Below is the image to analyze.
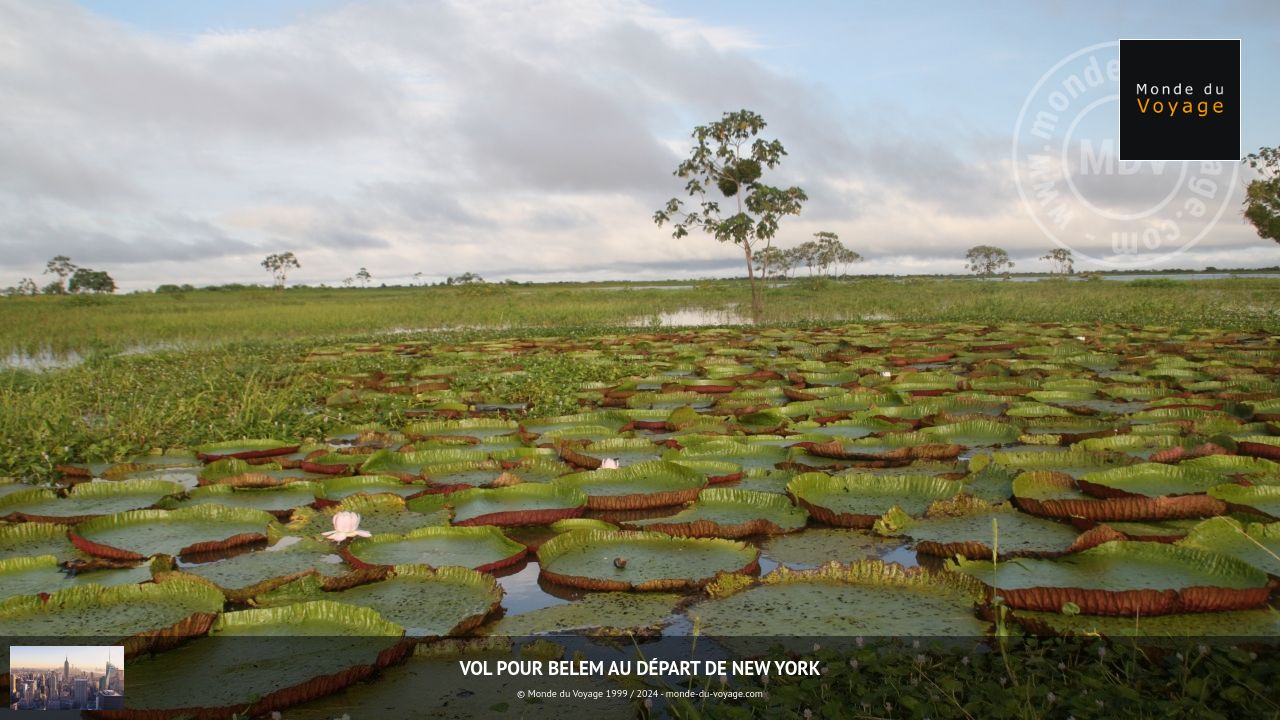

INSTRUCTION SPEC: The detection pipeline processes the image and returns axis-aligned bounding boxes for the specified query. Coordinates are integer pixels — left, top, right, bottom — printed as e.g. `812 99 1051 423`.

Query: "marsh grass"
2 278 1277 358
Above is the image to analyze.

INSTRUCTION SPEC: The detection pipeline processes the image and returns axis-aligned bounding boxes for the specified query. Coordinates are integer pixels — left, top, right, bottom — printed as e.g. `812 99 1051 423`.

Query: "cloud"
0 0 1273 292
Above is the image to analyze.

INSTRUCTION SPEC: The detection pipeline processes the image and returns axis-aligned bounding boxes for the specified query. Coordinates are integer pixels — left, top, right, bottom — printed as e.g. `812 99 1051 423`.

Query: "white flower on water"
323 511 372 542
600 458 620 469
1076 336 1087 341
880 370 892 377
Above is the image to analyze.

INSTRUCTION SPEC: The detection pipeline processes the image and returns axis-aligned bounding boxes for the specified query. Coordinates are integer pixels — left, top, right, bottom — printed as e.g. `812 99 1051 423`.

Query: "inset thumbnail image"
8 646 124 711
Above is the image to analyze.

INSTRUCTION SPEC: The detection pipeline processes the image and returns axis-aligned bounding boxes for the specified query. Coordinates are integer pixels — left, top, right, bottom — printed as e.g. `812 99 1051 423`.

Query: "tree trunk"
743 244 762 323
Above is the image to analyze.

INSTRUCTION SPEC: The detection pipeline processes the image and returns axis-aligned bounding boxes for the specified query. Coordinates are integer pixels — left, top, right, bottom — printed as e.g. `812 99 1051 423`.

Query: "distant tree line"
2 255 116 297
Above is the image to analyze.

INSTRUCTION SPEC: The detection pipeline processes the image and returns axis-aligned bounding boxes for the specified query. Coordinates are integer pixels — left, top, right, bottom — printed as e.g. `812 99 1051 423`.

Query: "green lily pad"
1079 463 1223 497
408 483 587 527
620 488 808 537
123 600 403 713
488 592 683 636
172 481 324 514
322 475 429 500
0 575 224 638
1177 517 1280 576
255 564 501 637
0 522 76 562
882 503 1084 559
72 505 279 560
194 439 301 461
553 460 707 510
291 494 450 538
0 555 152 602
1014 606 1280 638
1209 484 1280 519
761 529 901 569
170 536 349 600
950 540 1271 615
345 526 526 573
918 420 1020 446
0 479 184 521
688 561 987 637
537 529 758 591
786 472 961 528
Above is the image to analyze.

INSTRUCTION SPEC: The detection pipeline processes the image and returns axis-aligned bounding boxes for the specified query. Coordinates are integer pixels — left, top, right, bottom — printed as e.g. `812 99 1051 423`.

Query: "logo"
1012 41 1239 267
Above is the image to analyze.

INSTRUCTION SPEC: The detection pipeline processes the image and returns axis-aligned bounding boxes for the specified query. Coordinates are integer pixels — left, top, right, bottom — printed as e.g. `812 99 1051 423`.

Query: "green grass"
2 277 1278 358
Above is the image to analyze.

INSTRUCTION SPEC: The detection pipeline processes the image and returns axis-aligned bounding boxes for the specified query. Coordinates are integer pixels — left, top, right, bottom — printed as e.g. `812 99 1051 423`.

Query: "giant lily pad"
71 505 279 561
255 565 501 637
488 592 683 636
0 576 224 650
537 530 759 591
162 536 350 601
291 494 450 538
553 460 707 510
917 420 1020 446
194 439 301 461
122 600 405 715
0 522 76 562
1209 483 1280 519
761 529 901 569
1078 463 1223 498
949 540 1272 615
408 483 587 526
688 561 987 637
0 554 151 602
786 472 961 528
620 488 808 538
322 474 429 500
1013 606 1280 638
880 501 1089 559
344 526 526 573
1013 470 1226 521
1177 517 1280 576
170 481 324 516
0 479 184 523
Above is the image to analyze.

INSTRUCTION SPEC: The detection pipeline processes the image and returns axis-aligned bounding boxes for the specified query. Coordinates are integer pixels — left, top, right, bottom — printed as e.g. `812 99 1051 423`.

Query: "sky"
1 0 1278 291
10 645 124 672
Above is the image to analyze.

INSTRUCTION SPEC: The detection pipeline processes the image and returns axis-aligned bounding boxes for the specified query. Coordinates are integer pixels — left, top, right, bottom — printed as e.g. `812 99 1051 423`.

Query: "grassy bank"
1 277 1278 358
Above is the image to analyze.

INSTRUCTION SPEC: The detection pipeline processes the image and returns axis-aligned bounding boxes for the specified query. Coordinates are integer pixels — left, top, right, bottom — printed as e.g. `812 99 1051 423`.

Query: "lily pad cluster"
4 322 1278 713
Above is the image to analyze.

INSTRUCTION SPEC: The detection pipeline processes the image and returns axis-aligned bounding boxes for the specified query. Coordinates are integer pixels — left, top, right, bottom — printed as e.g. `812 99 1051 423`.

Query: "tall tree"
654 110 807 322
68 268 116 294
1039 248 1074 274
261 252 300 290
355 267 372 287
752 246 787 279
43 255 77 295
965 245 1014 277
1243 147 1280 244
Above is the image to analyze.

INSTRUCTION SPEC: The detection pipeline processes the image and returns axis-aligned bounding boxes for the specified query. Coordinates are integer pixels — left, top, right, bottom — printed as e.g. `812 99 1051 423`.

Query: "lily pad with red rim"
253 564 501 637
552 460 707 510
343 526 526 573
536 529 759 591
949 540 1272 615
619 488 808 538
786 472 962 528
194 439 301 462
407 483 587 527
71 505 280 561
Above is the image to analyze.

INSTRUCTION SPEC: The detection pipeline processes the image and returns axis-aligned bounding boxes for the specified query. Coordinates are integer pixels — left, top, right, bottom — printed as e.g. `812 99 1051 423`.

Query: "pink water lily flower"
322 511 372 542
600 458 620 469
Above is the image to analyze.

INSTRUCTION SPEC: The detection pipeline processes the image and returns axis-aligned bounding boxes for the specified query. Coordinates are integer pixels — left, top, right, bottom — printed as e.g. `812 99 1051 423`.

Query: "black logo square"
1119 39 1240 161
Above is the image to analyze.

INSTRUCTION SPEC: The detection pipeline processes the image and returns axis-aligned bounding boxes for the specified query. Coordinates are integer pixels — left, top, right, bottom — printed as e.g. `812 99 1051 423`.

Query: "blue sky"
2 1 1277 290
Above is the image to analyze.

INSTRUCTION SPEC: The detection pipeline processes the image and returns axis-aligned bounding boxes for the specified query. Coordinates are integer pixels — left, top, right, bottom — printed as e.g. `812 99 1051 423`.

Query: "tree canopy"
965 245 1014 277
654 109 807 321
1243 147 1280 244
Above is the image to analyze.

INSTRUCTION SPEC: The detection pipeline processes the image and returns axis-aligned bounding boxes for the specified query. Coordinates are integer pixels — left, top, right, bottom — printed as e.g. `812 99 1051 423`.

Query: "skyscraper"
63 656 69 685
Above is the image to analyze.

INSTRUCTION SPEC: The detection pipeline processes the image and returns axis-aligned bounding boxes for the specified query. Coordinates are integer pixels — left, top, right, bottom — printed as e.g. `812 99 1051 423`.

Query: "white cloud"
0 0 1271 292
